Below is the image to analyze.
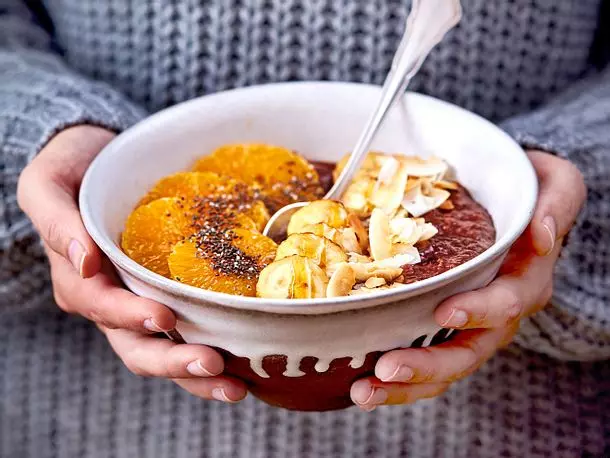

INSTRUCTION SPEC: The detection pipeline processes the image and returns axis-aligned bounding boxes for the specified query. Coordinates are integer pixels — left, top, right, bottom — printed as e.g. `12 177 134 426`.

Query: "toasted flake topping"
257 152 459 299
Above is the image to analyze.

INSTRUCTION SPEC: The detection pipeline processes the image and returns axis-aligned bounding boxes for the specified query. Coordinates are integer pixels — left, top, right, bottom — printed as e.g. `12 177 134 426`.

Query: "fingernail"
187 360 218 377
212 387 240 403
353 384 388 406
378 364 414 382
541 216 557 255
143 318 165 332
442 309 469 328
68 239 86 278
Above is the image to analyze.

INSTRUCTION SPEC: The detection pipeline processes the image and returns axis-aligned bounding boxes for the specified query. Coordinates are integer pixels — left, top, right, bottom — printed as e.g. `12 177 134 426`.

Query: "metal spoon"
263 0 462 241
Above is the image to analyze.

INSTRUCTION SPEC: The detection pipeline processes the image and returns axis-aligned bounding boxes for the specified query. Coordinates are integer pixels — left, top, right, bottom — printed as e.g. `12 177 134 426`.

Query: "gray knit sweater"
1 1 609 457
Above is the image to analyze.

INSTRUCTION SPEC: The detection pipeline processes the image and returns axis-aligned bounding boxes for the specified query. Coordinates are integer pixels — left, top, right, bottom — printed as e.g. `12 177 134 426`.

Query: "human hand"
351 151 586 411
18 126 247 403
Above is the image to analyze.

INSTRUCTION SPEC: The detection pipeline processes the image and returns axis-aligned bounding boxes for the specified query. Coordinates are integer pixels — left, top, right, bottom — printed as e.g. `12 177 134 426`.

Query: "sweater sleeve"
500 65 610 361
0 1 146 315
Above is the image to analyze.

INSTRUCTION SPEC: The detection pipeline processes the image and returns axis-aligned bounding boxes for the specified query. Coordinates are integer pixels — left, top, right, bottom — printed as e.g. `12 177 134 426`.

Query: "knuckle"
416 348 437 382
463 338 485 364
502 288 522 322
44 220 64 251
473 299 491 325
164 347 185 378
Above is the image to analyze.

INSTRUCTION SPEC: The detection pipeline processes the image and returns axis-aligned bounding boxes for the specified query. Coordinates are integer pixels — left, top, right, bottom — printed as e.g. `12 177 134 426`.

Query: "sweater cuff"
0 53 146 160
499 109 591 160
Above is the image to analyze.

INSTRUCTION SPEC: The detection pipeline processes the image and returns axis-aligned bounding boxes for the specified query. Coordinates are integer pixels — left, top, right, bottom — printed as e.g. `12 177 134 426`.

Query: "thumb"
527 151 587 256
17 126 115 278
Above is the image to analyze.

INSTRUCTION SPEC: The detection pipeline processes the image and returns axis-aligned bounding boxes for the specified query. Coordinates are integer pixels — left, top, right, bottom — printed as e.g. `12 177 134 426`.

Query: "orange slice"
192 143 324 212
121 198 194 277
168 228 277 296
138 171 270 231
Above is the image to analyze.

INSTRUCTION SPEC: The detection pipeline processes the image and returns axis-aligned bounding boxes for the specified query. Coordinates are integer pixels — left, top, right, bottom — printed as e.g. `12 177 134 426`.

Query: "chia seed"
187 189 262 278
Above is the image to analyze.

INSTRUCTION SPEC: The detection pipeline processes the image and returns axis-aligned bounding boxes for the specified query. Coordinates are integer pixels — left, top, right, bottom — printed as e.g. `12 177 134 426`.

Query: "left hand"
350 151 587 411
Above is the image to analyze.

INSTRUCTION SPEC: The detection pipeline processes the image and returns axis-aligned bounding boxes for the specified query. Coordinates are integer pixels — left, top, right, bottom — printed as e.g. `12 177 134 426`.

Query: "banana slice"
342 179 374 217
256 255 328 299
298 223 363 255
287 200 349 235
275 233 347 272
327 264 356 298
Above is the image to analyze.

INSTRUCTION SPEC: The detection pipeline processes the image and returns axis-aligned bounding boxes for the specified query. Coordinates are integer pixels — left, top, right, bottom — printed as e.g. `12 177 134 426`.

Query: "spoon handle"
325 0 462 200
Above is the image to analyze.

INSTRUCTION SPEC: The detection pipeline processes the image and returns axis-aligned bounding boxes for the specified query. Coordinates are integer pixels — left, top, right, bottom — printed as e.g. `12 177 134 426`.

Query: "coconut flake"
370 161 410 214
401 156 449 180
401 183 451 217
377 156 400 184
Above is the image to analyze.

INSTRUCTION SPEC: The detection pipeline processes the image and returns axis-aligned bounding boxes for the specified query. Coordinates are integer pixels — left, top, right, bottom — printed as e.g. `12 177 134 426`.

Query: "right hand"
18 125 247 403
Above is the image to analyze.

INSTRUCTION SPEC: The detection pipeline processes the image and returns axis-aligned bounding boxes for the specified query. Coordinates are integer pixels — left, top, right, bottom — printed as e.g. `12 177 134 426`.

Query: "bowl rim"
80 81 538 315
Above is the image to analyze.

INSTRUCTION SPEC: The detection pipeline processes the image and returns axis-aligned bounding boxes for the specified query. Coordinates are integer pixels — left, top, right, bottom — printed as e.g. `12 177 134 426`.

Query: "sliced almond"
327 264 356 298
365 277 387 288
369 208 393 261
348 252 371 263
439 199 455 210
348 260 403 283
434 180 459 190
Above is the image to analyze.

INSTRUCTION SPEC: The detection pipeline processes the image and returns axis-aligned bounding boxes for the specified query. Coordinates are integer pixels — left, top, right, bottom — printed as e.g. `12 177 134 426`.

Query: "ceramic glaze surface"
117 254 503 378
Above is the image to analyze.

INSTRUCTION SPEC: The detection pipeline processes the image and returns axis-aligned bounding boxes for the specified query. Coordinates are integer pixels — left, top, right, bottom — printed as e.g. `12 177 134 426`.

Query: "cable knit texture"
1 0 609 457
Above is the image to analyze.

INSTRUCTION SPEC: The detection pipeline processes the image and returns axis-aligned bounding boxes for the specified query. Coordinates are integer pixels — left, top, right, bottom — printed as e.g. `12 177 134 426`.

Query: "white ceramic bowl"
80 81 537 411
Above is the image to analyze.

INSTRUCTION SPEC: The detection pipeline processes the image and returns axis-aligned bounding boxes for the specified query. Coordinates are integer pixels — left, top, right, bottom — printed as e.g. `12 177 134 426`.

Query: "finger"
102 326 225 379
434 241 560 329
17 128 115 278
18 166 102 277
351 378 450 411
173 378 248 403
374 328 508 384
49 250 176 332
527 151 586 256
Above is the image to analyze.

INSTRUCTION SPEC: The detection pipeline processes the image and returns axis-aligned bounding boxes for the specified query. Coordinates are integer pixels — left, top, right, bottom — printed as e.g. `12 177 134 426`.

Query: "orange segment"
121 198 194 277
192 143 324 212
138 172 233 206
168 228 277 297
138 171 270 231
